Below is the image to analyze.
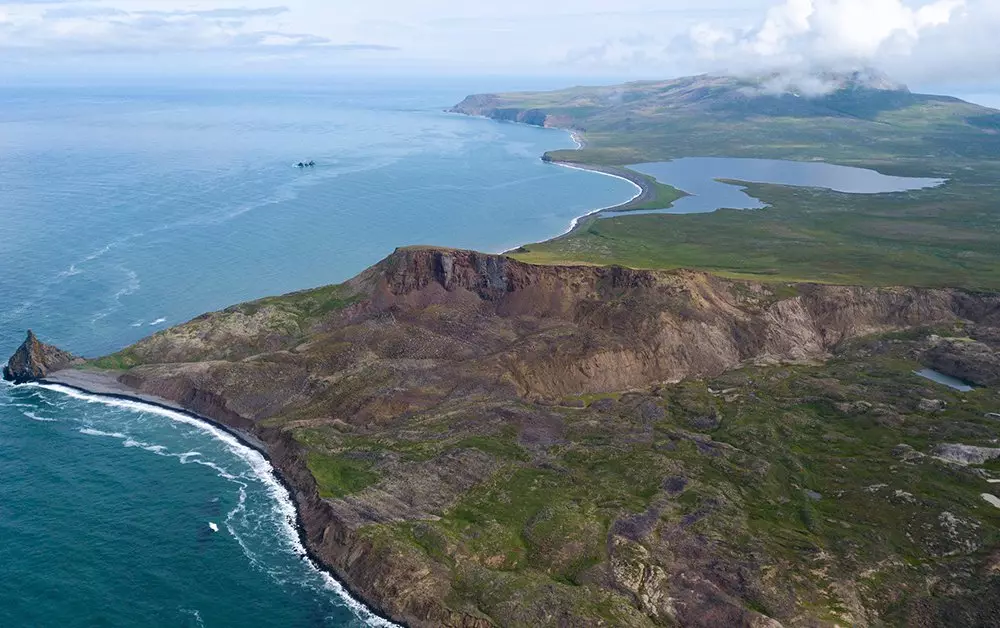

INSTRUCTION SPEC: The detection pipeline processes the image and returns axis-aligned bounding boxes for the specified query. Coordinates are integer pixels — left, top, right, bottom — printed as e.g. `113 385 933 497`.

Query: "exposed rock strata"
9 248 1000 627
2 330 82 383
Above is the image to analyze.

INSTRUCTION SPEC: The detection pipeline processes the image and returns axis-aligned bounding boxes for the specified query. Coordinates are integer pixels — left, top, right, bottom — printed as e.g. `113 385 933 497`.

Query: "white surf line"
553 162 644 234
26 382 400 628
550 128 647 236
498 163 644 255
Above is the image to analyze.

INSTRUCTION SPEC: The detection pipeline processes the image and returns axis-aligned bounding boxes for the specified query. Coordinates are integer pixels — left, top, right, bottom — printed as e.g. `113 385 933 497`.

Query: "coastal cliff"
8 248 1000 627
449 95 556 128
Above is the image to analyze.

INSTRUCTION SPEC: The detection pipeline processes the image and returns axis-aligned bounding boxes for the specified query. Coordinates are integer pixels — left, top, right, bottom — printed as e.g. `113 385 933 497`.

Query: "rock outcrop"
2 330 82 384
8 248 1000 627
932 443 1000 466
925 338 1000 387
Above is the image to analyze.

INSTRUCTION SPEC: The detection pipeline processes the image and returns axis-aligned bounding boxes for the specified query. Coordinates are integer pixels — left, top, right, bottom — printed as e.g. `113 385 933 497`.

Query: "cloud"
551 0 998 88
0 0 996 84
685 0 994 83
0 1 395 57
134 7 289 19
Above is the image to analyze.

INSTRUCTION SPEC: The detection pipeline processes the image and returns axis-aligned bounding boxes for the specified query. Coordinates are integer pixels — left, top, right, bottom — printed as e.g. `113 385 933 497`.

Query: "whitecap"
130 320 144 327
550 162 643 236
149 318 167 326
177 451 202 463
23 410 57 422
179 608 205 628
79 427 127 439
29 382 399 627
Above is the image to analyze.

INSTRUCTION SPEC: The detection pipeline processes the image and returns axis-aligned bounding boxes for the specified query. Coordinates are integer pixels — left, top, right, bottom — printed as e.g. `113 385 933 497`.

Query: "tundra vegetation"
451 74 1000 290
13 73 1000 626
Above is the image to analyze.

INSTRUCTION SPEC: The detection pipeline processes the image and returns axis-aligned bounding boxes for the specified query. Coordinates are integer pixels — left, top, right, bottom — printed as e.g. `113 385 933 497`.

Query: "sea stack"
2 330 82 384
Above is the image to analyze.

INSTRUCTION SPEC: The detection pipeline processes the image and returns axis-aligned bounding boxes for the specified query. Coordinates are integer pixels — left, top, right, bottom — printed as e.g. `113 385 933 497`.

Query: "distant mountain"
453 70 940 124
450 70 1000 165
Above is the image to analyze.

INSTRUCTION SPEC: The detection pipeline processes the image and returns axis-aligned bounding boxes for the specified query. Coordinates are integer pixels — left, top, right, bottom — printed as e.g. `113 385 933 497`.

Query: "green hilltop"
451 71 1000 289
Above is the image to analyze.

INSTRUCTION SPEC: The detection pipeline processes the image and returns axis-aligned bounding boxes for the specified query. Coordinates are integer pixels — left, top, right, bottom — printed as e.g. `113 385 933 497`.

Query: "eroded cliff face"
2 330 82 383
13 248 1000 627
113 247 992 404
449 96 566 129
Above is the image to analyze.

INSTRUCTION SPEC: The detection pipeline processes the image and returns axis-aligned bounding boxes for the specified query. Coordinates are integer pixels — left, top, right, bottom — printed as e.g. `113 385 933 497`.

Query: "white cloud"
685 0 999 86
0 1 393 55
0 0 996 87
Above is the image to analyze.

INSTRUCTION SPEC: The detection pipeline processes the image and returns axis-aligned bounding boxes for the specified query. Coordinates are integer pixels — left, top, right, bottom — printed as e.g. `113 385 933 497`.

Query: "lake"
914 368 975 392
618 157 946 215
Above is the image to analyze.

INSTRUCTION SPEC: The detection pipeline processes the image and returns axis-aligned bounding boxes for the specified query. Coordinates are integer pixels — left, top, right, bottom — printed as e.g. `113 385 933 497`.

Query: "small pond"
914 368 975 392
614 157 946 215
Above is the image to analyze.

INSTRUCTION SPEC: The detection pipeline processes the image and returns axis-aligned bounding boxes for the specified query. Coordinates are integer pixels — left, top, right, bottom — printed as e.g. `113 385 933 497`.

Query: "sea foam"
30 382 399 628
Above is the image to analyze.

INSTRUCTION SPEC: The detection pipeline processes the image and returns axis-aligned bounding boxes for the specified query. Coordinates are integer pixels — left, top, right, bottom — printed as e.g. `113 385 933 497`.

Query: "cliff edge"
8 248 1000 627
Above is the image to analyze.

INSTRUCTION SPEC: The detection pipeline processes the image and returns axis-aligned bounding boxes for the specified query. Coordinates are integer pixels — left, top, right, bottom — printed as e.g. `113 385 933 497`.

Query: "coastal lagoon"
0 83 636 627
619 157 946 215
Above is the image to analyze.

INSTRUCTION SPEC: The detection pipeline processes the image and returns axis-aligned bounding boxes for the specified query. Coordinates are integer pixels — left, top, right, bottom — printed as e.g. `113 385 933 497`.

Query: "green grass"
464 80 1000 290
455 435 530 461
306 452 378 499
514 174 1000 289
621 173 688 211
286 327 1000 623
89 348 142 370
232 283 363 322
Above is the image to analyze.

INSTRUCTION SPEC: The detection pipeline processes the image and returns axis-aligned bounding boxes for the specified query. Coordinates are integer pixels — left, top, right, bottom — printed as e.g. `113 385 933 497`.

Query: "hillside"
9 248 1000 626
451 72 1000 290
450 71 1000 165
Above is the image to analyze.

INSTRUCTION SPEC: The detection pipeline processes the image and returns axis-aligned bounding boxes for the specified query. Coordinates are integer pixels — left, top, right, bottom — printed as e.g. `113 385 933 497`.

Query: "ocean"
0 81 636 626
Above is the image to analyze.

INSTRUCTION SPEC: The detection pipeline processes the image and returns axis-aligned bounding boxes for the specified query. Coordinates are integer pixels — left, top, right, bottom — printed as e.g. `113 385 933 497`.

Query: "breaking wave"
30 382 398 628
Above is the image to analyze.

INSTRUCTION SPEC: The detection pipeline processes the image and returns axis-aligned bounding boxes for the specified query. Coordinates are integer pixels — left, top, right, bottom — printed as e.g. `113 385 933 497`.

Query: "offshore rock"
2 330 82 383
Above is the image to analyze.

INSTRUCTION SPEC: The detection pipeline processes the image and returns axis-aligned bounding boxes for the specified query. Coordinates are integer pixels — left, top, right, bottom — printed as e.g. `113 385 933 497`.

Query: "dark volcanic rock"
2 330 82 383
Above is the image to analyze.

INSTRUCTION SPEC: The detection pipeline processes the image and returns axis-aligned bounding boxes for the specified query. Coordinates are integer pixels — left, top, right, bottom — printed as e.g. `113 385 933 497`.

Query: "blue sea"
0 81 636 626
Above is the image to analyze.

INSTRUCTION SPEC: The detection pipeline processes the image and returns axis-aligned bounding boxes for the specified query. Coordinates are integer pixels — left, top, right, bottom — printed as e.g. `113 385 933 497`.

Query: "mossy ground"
289 327 1000 624
87 283 363 369
306 452 378 499
485 83 1000 291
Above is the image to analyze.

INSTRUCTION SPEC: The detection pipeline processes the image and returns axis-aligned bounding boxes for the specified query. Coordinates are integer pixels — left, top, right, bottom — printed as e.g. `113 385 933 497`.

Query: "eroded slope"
20 248 1000 627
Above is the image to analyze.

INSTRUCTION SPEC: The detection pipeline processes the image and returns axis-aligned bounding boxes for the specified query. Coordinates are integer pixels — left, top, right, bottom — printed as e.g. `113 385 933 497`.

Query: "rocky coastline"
26 369 404 627
7 247 1000 626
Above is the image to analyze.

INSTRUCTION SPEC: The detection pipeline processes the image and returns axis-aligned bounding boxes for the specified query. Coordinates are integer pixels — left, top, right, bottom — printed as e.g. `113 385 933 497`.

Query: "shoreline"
28 370 402 628
550 162 644 236
447 112 657 248
548 129 663 236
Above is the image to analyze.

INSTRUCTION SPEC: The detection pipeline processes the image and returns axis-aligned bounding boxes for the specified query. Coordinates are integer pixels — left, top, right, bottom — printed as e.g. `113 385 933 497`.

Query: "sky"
1 0 998 93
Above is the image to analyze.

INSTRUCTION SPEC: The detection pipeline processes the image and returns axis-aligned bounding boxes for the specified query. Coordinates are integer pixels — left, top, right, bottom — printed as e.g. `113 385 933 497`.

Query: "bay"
0 81 636 626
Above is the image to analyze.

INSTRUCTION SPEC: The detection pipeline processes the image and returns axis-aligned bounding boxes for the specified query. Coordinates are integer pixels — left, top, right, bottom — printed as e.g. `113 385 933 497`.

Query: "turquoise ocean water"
0 82 636 626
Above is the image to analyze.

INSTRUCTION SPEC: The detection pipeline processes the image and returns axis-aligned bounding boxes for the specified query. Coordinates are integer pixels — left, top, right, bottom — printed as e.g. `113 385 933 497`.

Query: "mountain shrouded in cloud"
688 0 968 79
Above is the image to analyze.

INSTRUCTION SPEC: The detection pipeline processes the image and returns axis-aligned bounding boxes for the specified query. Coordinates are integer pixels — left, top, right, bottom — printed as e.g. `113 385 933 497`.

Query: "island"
7 71 1000 627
